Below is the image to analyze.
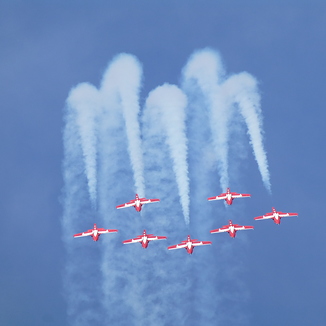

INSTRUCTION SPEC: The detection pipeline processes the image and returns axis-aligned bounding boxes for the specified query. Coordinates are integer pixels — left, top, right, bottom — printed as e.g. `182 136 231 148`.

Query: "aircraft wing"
192 240 212 247
254 212 274 221
167 243 187 250
139 198 160 205
234 225 254 231
231 192 251 198
147 235 167 241
73 230 93 238
97 228 118 234
207 194 226 201
278 212 298 217
116 201 136 209
123 237 143 244
210 226 230 234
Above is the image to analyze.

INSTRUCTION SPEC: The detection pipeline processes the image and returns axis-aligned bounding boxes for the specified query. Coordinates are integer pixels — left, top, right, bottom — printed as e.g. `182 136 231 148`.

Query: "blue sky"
1 1 326 325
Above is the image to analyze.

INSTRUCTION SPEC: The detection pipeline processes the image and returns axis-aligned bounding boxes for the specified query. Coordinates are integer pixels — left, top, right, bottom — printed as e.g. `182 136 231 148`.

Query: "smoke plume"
182 49 231 191
145 83 190 223
100 54 145 196
182 48 271 192
66 83 100 207
62 48 271 326
222 72 271 192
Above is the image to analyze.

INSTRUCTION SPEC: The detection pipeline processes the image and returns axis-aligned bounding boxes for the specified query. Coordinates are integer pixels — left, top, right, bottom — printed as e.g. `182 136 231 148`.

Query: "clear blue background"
0 1 325 325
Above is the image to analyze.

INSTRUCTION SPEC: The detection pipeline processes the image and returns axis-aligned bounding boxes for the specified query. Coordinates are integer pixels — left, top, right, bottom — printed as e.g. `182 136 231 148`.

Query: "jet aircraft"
167 235 212 254
254 207 298 225
73 223 118 241
210 220 254 238
208 187 251 205
122 230 167 248
116 194 160 212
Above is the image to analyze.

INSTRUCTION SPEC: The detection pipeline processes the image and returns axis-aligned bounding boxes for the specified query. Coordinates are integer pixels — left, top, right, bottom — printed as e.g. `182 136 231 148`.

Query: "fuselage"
273 213 281 224
141 236 149 248
134 195 142 212
225 191 233 205
228 225 236 237
91 229 100 241
186 242 194 254
134 201 142 212
186 236 194 254
272 208 281 224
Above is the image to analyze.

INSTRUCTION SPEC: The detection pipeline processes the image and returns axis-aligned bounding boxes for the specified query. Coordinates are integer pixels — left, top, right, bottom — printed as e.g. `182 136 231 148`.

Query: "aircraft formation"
73 189 299 254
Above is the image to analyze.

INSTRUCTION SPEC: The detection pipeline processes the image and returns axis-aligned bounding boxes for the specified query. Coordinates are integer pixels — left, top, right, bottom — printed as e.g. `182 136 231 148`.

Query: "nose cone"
141 242 149 248
135 205 142 212
186 247 193 254
226 198 232 205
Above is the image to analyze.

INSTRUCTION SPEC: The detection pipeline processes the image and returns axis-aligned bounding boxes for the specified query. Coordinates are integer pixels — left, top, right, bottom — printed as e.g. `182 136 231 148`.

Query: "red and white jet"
73 223 118 241
208 187 251 205
122 230 167 248
210 220 254 238
116 194 160 212
167 235 212 254
254 207 298 225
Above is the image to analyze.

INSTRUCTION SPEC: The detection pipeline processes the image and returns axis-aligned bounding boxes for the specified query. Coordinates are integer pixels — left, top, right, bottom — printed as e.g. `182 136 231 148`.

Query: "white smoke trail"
66 83 100 207
182 49 231 191
181 49 271 324
62 101 104 326
100 53 145 196
182 48 271 192
62 49 270 326
63 53 146 326
97 56 188 325
140 88 191 325
96 54 147 324
145 83 190 223
222 72 271 192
